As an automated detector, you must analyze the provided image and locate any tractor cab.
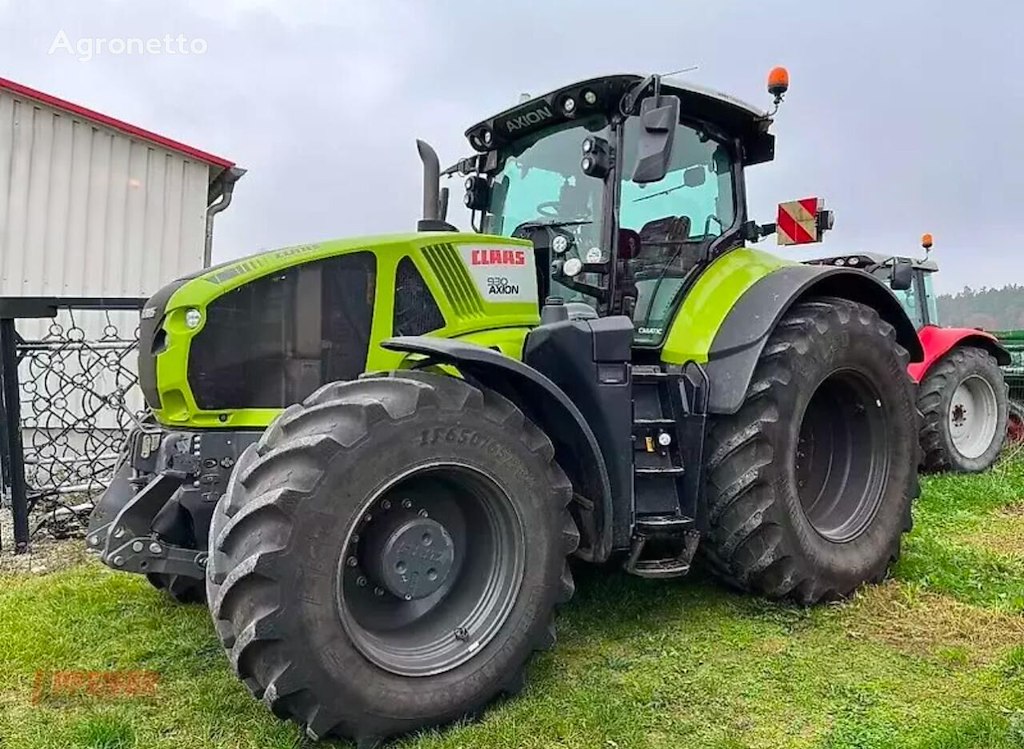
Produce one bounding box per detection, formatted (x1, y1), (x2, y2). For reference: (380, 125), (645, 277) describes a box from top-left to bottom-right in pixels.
(425, 72), (788, 347)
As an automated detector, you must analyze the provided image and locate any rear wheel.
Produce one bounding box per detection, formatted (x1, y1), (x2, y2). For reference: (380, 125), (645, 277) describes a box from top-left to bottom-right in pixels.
(206, 372), (576, 745)
(701, 297), (918, 604)
(919, 346), (1008, 473)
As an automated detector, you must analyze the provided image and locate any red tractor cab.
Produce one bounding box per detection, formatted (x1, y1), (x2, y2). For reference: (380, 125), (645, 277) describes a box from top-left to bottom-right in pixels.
(809, 236), (1011, 473)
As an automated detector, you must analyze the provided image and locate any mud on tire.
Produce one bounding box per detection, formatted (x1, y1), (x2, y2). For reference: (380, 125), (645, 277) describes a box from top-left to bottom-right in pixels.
(206, 371), (577, 746)
(701, 297), (919, 605)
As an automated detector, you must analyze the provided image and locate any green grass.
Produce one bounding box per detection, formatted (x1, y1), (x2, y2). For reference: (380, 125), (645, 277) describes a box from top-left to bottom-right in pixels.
(2, 460), (1024, 749)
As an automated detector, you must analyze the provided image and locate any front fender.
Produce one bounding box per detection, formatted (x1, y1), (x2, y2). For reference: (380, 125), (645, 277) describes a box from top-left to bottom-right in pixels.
(910, 326), (1011, 382)
(703, 264), (924, 414)
(381, 335), (614, 562)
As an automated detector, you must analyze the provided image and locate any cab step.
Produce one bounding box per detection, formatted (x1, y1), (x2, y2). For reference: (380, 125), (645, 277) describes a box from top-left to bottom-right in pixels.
(633, 417), (676, 427)
(623, 518), (700, 579)
(634, 466), (686, 476)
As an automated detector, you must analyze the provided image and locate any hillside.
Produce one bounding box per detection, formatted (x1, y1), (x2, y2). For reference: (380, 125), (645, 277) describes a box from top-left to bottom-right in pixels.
(937, 285), (1024, 331)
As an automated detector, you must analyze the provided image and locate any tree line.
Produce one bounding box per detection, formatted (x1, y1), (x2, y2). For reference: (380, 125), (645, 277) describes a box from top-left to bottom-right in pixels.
(936, 285), (1024, 331)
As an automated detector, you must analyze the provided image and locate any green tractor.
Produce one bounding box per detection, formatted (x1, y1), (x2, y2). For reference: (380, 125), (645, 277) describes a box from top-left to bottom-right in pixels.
(88, 69), (923, 745)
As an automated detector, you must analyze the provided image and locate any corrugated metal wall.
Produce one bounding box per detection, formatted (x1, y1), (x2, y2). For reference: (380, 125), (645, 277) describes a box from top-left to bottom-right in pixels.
(0, 87), (212, 298)
(0, 88), (216, 436)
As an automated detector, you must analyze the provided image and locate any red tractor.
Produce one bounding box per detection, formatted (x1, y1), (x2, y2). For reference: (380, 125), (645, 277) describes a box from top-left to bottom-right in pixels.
(810, 235), (1010, 473)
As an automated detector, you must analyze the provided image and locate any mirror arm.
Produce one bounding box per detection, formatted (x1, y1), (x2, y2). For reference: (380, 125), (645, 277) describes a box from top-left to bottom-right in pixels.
(740, 220), (775, 242)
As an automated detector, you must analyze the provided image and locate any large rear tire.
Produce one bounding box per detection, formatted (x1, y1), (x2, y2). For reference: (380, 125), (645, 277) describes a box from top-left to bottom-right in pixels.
(206, 372), (577, 746)
(701, 297), (918, 604)
(918, 346), (1008, 473)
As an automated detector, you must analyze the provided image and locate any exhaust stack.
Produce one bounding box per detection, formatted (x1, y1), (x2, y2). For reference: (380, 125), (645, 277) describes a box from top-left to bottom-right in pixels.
(416, 139), (443, 230)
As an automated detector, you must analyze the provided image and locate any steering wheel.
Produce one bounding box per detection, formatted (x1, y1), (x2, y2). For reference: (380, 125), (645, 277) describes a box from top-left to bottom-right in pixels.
(536, 201), (561, 217)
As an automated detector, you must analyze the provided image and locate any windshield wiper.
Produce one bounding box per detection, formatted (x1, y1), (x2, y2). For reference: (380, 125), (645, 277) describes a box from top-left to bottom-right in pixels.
(518, 218), (593, 228)
(633, 184), (685, 203)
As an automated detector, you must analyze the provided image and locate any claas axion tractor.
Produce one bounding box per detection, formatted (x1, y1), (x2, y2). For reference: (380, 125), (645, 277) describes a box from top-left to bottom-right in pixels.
(88, 69), (924, 745)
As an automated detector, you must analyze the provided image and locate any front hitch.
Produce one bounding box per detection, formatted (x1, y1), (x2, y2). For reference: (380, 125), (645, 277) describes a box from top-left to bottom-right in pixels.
(86, 429), (209, 581)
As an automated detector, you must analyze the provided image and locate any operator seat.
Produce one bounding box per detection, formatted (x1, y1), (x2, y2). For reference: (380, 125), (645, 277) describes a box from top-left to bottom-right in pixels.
(636, 216), (703, 275)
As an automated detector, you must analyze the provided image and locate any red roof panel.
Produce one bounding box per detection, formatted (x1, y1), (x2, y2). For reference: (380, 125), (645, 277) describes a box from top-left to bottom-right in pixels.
(0, 76), (235, 170)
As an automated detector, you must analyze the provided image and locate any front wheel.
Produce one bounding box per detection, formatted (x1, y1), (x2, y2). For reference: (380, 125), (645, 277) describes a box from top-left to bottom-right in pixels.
(206, 372), (577, 746)
(919, 346), (1009, 473)
(701, 297), (919, 604)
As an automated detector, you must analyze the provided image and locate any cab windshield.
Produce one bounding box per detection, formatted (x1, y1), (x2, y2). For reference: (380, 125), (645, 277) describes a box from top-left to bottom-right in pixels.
(483, 116), (608, 237)
(483, 116), (608, 304)
(479, 111), (738, 328)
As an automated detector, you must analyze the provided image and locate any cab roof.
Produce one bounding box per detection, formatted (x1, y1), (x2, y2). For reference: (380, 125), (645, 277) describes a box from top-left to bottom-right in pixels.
(809, 252), (939, 272)
(466, 73), (775, 165)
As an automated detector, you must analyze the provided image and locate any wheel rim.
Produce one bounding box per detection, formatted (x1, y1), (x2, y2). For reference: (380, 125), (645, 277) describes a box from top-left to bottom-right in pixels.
(948, 375), (1000, 459)
(337, 463), (525, 677)
(795, 369), (889, 543)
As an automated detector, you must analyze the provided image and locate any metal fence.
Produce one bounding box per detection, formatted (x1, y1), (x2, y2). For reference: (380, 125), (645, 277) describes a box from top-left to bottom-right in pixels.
(0, 297), (146, 552)
(997, 332), (1024, 402)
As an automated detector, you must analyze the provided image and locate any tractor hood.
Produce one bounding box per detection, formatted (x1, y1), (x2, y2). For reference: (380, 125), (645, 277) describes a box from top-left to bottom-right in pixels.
(138, 232), (539, 429)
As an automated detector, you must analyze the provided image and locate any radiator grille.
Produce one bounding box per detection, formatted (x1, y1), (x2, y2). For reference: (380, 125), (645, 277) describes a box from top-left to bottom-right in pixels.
(421, 243), (485, 319)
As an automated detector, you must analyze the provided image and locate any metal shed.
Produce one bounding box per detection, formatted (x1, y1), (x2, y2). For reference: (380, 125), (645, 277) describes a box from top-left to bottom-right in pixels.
(0, 77), (242, 297)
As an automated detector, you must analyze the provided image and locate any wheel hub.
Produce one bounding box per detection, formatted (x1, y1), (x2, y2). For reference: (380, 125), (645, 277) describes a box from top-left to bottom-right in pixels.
(948, 374), (999, 459)
(795, 369), (888, 543)
(376, 517), (455, 600)
(952, 403), (967, 426)
(337, 464), (526, 677)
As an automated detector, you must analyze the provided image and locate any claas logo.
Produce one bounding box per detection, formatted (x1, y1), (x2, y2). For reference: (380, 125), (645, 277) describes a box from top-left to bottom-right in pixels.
(471, 248), (527, 266)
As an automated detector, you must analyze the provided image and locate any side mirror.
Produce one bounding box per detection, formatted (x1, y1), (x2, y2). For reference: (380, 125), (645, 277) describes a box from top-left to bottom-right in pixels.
(631, 94), (680, 184)
(890, 258), (913, 291)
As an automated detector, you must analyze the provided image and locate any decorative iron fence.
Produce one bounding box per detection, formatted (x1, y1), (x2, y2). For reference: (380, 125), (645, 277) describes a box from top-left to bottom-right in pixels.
(0, 297), (146, 552)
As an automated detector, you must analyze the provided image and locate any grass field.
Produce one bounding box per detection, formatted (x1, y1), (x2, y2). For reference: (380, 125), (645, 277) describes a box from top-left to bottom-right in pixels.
(1, 459), (1023, 749)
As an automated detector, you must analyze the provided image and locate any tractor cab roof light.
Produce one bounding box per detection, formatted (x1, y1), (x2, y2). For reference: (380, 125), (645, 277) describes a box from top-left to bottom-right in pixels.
(766, 66), (789, 116)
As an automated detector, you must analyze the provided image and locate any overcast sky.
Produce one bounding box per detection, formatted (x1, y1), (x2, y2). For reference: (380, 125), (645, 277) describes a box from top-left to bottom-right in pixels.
(1, 0), (1021, 293)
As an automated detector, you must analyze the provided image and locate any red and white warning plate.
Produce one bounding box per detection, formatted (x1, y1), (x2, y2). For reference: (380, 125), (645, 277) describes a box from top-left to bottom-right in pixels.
(777, 197), (823, 246)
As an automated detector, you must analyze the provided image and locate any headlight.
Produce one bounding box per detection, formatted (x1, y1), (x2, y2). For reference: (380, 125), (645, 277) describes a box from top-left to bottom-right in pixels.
(563, 258), (583, 277)
(551, 235), (570, 255)
(184, 308), (203, 329)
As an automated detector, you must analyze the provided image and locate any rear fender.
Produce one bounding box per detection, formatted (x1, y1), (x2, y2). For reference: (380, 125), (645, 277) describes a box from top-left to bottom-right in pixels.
(910, 326), (1011, 382)
(704, 265), (924, 414)
(381, 336), (614, 562)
